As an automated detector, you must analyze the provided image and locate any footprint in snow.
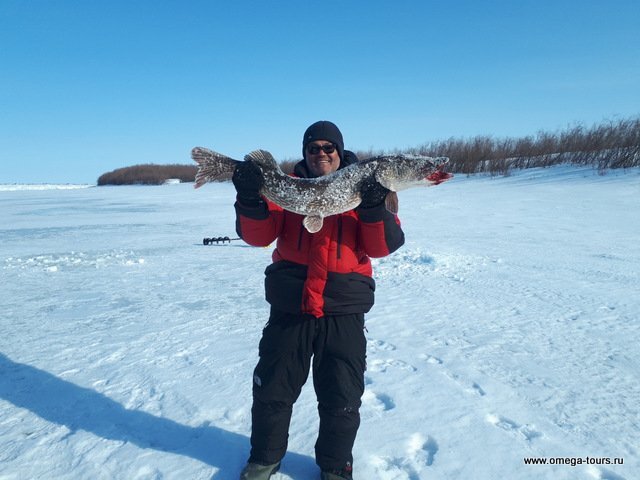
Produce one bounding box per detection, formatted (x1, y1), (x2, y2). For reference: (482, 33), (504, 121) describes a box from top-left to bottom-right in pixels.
(133, 465), (162, 480)
(370, 433), (438, 480)
(362, 389), (396, 412)
(486, 413), (542, 441)
(586, 465), (627, 480)
(367, 338), (397, 353)
(368, 358), (417, 373)
(443, 371), (486, 396)
(418, 353), (443, 365)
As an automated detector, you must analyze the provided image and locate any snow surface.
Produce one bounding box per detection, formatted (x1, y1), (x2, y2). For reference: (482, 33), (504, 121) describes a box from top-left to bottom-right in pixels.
(0, 184), (94, 192)
(1, 166), (639, 480)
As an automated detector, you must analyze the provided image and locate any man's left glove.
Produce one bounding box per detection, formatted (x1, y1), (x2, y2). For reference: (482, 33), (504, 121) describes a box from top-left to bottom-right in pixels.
(358, 179), (390, 209)
(232, 161), (264, 205)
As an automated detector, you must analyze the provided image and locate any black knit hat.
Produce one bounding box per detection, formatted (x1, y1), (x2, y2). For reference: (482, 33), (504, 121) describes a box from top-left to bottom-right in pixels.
(302, 120), (344, 161)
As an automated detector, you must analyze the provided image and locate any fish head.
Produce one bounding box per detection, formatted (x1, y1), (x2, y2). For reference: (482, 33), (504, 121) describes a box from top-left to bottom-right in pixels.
(375, 155), (453, 191)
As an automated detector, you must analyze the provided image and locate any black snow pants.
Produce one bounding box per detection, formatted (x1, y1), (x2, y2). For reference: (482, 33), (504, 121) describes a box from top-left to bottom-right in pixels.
(249, 308), (367, 471)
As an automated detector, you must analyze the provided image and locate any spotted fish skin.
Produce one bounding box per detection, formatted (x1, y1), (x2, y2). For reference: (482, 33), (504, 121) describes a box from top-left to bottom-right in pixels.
(192, 147), (451, 233)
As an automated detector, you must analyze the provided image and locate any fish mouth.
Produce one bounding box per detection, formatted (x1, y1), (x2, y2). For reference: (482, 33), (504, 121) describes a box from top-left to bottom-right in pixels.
(426, 170), (454, 185)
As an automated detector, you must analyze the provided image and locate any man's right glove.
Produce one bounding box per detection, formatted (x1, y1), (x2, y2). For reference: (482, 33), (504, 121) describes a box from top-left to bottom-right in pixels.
(232, 161), (264, 205)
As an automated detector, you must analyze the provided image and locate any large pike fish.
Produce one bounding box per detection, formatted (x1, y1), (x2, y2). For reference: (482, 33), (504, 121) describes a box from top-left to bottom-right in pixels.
(192, 147), (452, 233)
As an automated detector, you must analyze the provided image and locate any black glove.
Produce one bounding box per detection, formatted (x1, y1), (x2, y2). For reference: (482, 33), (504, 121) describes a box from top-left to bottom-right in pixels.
(358, 179), (390, 209)
(232, 161), (263, 204)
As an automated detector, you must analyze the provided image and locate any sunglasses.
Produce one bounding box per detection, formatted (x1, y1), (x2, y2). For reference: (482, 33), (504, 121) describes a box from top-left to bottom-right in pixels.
(306, 143), (336, 155)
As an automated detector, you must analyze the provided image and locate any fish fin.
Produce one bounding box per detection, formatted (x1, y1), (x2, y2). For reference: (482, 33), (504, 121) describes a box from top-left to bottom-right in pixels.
(385, 191), (399, 214)
(244, 149), (278, 169)
(303, 215), (324, 233)
(191, 147), (240, 188)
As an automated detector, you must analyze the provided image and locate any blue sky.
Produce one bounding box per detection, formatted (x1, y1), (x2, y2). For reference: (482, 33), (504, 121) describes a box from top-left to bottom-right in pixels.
(1, 1), (639, 184)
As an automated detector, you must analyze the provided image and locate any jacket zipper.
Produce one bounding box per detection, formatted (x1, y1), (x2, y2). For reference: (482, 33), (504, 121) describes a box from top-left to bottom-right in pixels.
(297, 223), (304, 250)
(336, 217), (343, 260)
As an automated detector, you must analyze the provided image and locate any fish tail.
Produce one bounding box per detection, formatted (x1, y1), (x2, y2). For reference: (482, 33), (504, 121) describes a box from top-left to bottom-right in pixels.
(191, 147), (241, 188)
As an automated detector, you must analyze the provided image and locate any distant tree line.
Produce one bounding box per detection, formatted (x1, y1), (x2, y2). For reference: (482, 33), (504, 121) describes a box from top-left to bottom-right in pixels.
(97, 164), (198, 186)
(97, 116), (639, 184)
(403, 116), (640, 175)
(285, 116), (639, 176)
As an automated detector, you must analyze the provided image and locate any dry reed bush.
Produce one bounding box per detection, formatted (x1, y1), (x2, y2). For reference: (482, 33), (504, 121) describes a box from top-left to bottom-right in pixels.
(412, 116), (639, 175)
(97, 164), (198, 185)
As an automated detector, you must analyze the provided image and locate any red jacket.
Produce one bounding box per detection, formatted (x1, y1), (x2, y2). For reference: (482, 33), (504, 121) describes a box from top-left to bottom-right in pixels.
(235, 162), (405, 318)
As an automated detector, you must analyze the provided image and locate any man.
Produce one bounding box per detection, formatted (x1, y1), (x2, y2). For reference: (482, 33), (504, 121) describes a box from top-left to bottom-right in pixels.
(234, 121), (405, 480)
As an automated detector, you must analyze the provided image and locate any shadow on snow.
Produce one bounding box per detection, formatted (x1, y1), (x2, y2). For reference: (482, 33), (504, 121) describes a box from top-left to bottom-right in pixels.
(0, 353), (315, 479)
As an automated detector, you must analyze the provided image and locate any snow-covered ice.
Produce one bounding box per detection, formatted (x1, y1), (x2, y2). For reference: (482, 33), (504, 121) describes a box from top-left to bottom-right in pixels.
(0, 184), (94, 192)
(1, 166), (639, 479)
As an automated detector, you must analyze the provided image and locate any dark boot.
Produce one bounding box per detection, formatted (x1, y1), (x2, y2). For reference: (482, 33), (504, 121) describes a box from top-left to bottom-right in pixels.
(320, 462), (353, 479)
(239, 461), (280, 480)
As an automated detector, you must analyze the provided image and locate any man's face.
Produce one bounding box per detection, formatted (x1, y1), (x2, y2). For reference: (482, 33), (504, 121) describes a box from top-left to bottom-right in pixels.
(305, 141), (340, 177)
